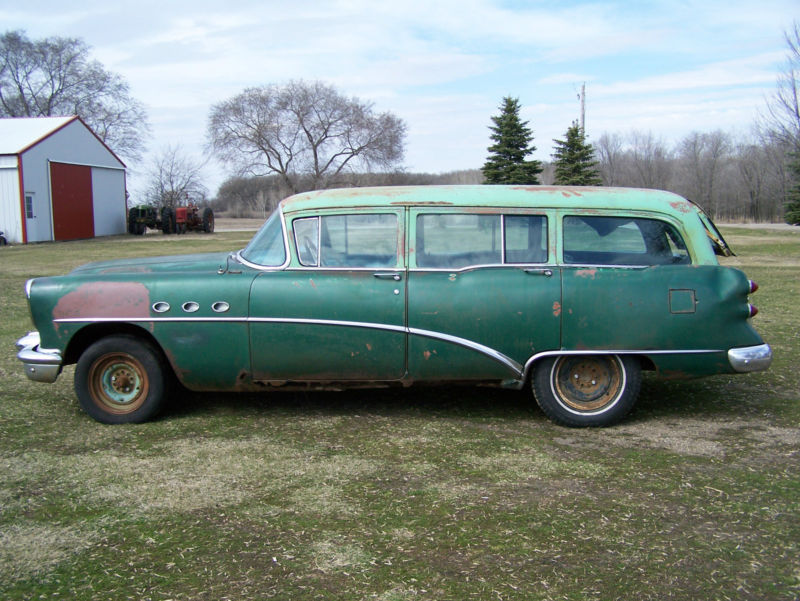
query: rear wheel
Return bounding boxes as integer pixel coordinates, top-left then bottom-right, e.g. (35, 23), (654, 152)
(75, 336), (168, 424)
(532, 354), (641, 427)
(127, 208), (137, 234)
(203, 207), (214, 233)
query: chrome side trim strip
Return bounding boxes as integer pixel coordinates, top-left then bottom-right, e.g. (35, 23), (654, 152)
(248, 317), (408, 334)
(49, 315), (729, 381)
(408, 327), (523, 375)
(522, 348), (722, 376)
(408, 264), (551, 273)
(50, 316), (521, 374)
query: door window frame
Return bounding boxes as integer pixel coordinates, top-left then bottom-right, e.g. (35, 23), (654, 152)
(289, 209), (406, 270)
(410, 208), (552, 270)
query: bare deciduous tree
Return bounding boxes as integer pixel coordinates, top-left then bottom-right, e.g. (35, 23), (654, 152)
(595, 132), (624, 186)
(674, 130), (732, 215)
(762, 22), (800, 150)
(207, 80), (406, 193)
(143, 145), (208, 209)
(734, 139), (784, 222)
(0, 30), (149, 163)
(626, 130), (673, 190)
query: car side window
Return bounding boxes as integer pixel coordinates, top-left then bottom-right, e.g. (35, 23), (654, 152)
(416, 213), (547, 268)
(294, 214), (398, 268)
(563, 216), (690, 266)
(294, 217), (319, 265)
(416, 214), (501, 268)
(504, 215), (548, 263)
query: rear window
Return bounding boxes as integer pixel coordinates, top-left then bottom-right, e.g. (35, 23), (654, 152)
(563, 216), (690, 266)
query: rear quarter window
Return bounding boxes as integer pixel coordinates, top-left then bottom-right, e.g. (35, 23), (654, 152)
(563, 216), (690, 266)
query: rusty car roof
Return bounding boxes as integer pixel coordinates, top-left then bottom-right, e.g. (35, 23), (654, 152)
(279, 185), (695, 217)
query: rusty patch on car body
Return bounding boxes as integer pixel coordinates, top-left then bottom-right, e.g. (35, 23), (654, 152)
(53, 282), (150, 321)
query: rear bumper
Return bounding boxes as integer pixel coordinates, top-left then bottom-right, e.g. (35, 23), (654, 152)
(15, 332), (63, 383)
(728, 343), (772, 373)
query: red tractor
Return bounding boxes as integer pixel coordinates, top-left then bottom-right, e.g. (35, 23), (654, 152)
(160, 203), (214, 234)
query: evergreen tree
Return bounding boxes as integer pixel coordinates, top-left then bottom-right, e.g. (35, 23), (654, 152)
(482, 97), (542, 184)
(785, 151), (800, 224)
(552, 121), (603, 186)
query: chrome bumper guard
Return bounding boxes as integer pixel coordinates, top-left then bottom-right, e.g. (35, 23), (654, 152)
(728, 343), (773, 373)
(15, 331), (63, 383)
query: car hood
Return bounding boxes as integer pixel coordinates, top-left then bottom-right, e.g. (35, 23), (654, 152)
(70, 251), (236, 275)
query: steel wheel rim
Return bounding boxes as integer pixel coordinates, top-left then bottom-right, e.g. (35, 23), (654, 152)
(552, 355), (624, 413)
(88, 353), (149, 414)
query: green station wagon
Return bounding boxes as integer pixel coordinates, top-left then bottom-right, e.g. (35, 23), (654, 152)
(16, 185), (772, 427)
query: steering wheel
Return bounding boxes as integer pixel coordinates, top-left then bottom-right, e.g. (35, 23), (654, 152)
(301, 237), (316, 263)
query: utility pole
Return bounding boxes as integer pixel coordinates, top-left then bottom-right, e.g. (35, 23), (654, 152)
(579, 82), (586, 132)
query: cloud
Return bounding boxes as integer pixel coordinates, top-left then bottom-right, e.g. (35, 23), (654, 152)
(592, 52), (784, 98)
(2, 0), (796, 192)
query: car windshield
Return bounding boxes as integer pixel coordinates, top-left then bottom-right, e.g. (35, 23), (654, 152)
(240, 211), (287, 266)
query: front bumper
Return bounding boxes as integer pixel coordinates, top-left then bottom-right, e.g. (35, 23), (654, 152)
(15, 332), (63, 383)
(728, 343), (773, 373)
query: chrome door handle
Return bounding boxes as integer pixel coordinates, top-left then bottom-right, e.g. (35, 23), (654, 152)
(373, 272), (402, 281)
(524, 268), (553, 277)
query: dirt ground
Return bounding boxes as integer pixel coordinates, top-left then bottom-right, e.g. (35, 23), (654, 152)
(720, 222), (799, 231)
(214, 218), (265, 231)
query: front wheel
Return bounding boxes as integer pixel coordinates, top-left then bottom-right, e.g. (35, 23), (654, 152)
(75, 336), (169, 424)
(532, 354), (641, 427)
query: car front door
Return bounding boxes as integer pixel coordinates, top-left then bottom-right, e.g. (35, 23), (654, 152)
(249, 210), (407, 381)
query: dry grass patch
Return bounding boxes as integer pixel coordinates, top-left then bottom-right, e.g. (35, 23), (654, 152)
(0, 523), (97, 582)
(552, 416), (800, 464)
(310, 538), (372, 574)
(3, 437), (383, 519)
(463, 446), (608, 481)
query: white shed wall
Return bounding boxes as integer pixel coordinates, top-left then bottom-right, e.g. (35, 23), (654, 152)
(0, 160), (22, 244)
(91, 167), (127, 236)
(19, 119), (126, 242)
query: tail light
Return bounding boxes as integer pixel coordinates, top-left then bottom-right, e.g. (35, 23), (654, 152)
(747, 280), (759, 318)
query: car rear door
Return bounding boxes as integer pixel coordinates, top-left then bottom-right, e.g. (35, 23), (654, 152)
(406, 209), (561, 381)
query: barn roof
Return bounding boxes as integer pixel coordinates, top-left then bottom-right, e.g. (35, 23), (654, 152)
(0, 116), (78, 155)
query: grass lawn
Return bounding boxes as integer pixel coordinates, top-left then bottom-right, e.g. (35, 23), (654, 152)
(1, 225), (798, 600)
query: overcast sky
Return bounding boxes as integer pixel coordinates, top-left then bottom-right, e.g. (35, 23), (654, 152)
(2, 0), (798, 197)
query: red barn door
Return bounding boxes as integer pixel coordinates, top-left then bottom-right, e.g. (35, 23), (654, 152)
(50, 162), (94, 241)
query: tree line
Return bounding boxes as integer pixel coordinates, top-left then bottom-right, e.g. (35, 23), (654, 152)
(211, 125), (791, 223)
